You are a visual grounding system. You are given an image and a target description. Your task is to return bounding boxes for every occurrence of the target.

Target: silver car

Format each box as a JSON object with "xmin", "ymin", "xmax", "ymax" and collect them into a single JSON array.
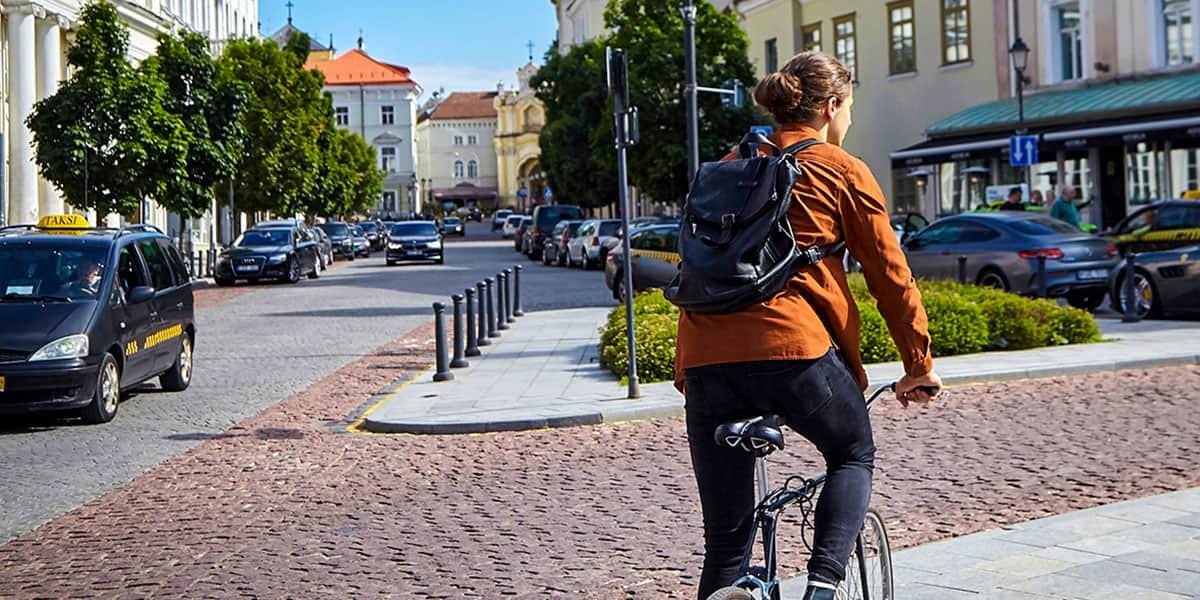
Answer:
[
  {"xmin": 568, "ymin": 219, "xmax": 622, "ymax": 270},
  {"xmin": 1109, "ymin": 244, "xmax": 1200, "ymax": 318},
  {"xmin": 902, "ymin": 213, "xmax": 1119, "ymax": 310}
]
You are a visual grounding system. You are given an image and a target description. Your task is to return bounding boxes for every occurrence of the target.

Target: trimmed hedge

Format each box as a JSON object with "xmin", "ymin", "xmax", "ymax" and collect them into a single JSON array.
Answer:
[{"xmin": 599, "ymin": 275, "xmax": 1102, "ymax": 383}]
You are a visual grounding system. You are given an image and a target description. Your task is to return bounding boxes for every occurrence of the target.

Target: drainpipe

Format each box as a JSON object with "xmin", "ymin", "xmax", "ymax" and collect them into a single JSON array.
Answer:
[{"xmin": 359, "ymin": 84, "xmax": 366, "ymax": 140}]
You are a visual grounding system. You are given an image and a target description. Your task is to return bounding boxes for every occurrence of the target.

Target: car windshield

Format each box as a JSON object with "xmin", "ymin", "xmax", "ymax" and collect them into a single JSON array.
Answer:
[
  {"xmin": 598, "ymin": 222, "xmax": 621, "ymax": 236},
  {"xmin": 0, "ymin": 246, "xmax": 109, "ymax": 301},
  {"xmin": 353, "ymin": 226, "xmax": 365, "ymax": 236},
  {"xmin": 506, "ymin": 216, "xmax": 522, "ymax": 226},
  {"xmin": 391, "ymin": 223, "xmax": 439, "ymax": 237},
  {"xmin": 318, "ymin": 223, "xmax": 349, "ymax": 237},
  {"xmin": 236, "ymin": 229, "xmax": 290, "ymax": 247},
  {"xmin": 444, "ymin": 218, "xmax": 461, "ymax": 225},
  {"xmin": 537, "ymin": 206, "xmax": 582, "ymax": 229},
  {"xmin": 1006, "ymin": 217, "xmax": 1081, "ymax": 236},
  {"xmin": 360, "ymin": 222, "xmax": 378, "ymax": 233}
]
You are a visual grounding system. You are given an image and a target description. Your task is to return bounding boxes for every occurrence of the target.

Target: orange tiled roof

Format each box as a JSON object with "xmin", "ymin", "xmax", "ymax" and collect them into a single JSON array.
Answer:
[
  {"xmin": 305, "ymin": 49, "xmax": 418, "ymax": 87},
  {"xmin": 428, "ymin": 92, "xmax": 499, "ymax": 120}
]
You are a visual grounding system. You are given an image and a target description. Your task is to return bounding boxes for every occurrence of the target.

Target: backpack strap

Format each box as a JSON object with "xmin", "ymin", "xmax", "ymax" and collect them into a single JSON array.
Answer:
[
  {"xmin": 780, "ymin": 138, "xmax": 822, "ymax": 157},
  {"xmin": 737, "ymin": 131, "xmax": 781, "ymax": 159}
]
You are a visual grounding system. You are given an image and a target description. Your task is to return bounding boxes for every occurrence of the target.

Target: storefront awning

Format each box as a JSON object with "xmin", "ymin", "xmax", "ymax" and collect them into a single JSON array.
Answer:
[{"xmin": 433, "ymin": 184, "xmax": 499, "ymax": 202}]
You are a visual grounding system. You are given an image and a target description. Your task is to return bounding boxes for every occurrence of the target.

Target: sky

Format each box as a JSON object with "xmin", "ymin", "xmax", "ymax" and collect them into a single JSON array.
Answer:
[{"xmin": 259, "ymin": 0, "xmax": 559, "ymax": 101}]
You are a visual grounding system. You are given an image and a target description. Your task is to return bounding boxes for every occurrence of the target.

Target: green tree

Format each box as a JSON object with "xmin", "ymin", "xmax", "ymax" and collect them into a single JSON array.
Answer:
[
  {"xmin": 144, "ymin": 30, "xmax": 246, "ymax": 222},
  {"xmin": 221, "ymin": 37, "xmax": 327, "ymax": 216},
  {"xmin": 310, "ymin": 118, "xmax": 383, "ymax": 218},
  {"xmin": 27, "ymin": 1, "xmax": 189, "ymax": 220},
  {"xmin": 533, "ymin": 40, "xmax": 618, "ymax": 212},
  {"xmin": 604, "ymin": 0, "xmax": 760, "ymax": 205}
]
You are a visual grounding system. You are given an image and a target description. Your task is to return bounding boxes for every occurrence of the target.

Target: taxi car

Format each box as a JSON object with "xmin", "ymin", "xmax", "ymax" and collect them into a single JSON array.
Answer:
[
  {"xmin": 1107, "ymin": 200, "xmax": 1200, "ymax": 255},
  {"xmin": 0, "ymin": 215, "xmax": 195, "ymax": 424}
]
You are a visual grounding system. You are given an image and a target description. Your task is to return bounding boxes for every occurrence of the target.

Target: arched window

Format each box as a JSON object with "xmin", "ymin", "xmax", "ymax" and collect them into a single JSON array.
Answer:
[
  {"xmin": 467, "ymin": 160, "xmax": 478, "ymax": 179},
  {"xmin": 454, "ymin": 160, "xmax": 464, "ymax": 178}
]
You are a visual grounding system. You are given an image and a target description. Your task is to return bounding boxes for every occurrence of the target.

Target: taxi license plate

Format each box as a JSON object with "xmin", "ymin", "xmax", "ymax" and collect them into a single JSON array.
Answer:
[
  {"xmin": 0, "ymin": 375, "xmax": 5, "ymax": 392},
  {"xmin": 1076, "ymin": 269, "xmax": 1108, "ymax": 280}
]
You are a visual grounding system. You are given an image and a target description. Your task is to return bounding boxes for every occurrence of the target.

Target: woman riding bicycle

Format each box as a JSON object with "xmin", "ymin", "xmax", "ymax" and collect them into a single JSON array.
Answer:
[{"xmin": 676, "ymin": 51, "xmax": 942, "ymax": 600}]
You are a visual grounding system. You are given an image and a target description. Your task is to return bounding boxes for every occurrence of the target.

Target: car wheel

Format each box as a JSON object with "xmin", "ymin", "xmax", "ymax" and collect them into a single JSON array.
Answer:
[
  {"xmin": 159, "ymin": 334, "xmax": 193, "ymax": 392},
  {"xmin": 215, "ymin": 276, "xmax": 235, "ymax": 287},
  {"xmin": 286, "ymin": 259, "xmax": 301, "ymax": 284},
  {"xmin": 615, "ymin": 272, "xmax": 629, "ymax": 303},
  {"xmin": 976, "ymin": 268, "xmax": 1009, "ymax": 291},
  {"xmin": 307, "ymin": 259, "xmax": 320, "ymax": 279},
  {"xmin": 81, "ymin": 353, "xmax": 120, "ymax": 424},
  {"xmin": 1116, "ymin": 269, "xmax": 1162, "ymax": 319},
  {"xmin": 582, "ymin": 250, "xmax": 593, "ymax": 271},
  {"xmin": 542, "ymin": 249, "xmax": 552, "ymax": 265},
  {"xmin": 1066, "ymin": 290, "xmax": 1105, "ymax": 311},
  {"xmin": 386, "ymin": 260, "xmax": 395, "ymax": 266}
]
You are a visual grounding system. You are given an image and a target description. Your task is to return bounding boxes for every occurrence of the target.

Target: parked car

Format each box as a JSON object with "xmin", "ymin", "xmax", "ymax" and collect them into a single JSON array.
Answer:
[
  {"xmin": 1109, "ymin": 244, "xmax": 1200, "ymax": 319},
  {"xmin": 351, "ymin": 225, "xmax": 371, "ymax": 258},
  {"xmin": 442, "ymin": 217, "xmax": 466, "ymax": 237},
  {"xmin": 542, "ymin": 220, "xmax": 583, "ymax": 266},
  {"xmin": 902, "ymin": 212, "xmax": 1118, "ymax": 310},
  {"xmin": 215, "ymin": 225, "xmax": 321, "ymax": 286},
  {"xmin": 513, "ymin": 216, "xmax": 533, "ymax": 251},
  {"xmin": 0, "ymin": 215, "xmax": 196, "ymax": 423},
  {"xmin": 604, "ymin": 224, "xmax": 680, "ymax": 301},
  {"xmin": 386, "ymin": 221, "xmax": 444, "ymax": 265},
  {"xmin": 359, "ymin": 221, "xmax": 384, "ymax": 251},
  {"xmin": 316, "ymin": 221, "xmax": 355, "ymax": 261},
  {"xmin": 525, "ymin": 205, "xmax": 584, "ymax": 260},
  {"xmin": 891, "ymin": 213, "xmax": 929, "ymax": 243},
  {"xmin": 493, "ymin": 209, "xmax": 513, "ymax": 231},
  {"xmin": 463, "ymin": 207, "xmax": 483, "ymax": 223},
  {"xmin": 503, "ymin": 215, "xmax": 525, "ymax": 239},
  {"xmin": 1106, "ymin": 200, "xmax": 1200, "ymax": 255},
  {"xmin": 309, "ymin": 226, "xmax": 334, "ymax": 270},
  {"xmin": 569, "ymin": 219, "xmax": 623, "ymax": 270}
]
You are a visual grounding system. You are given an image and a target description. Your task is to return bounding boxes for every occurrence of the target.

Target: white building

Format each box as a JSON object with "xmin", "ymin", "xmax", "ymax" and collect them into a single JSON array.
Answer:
[
  {"xmin": 552, "ymin": 0, "xmax": 734, "ymax": 51},
  {"xmin": 416, "ymin": 91, "xmax": 499, "ymax": 213},
  {"xmin": 304, "ymin": 42, "xmax": 422, "ymax": 219},
  {"xmin": 1, "ymin": 0, "xmax": 257, "ymax": 228}
]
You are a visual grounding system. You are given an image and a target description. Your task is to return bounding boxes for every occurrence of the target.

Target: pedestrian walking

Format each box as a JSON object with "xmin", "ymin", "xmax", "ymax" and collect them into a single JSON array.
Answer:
[
  {"xmin": 673, "ymin": 51, "xmax": 942, "ymax": 600},
  {"xmin": 999, "ymin": 186, "xmax": 1026, "ymax": 211},
  {"xmin": 1051, "ymin": 185, "xmax": 1083, "ymax": 229},
  {"xmin": 1030, "ymin": 189, "xmax": 1045, "ymax": 207}
]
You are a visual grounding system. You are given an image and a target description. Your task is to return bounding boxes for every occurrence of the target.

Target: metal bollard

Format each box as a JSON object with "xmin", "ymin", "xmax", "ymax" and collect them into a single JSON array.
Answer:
[
  {"xmin": 432, "ymin": 302, "xmax": 454, "ymax": 382},
  {"xmin": 464, "ymin": 288, "xmax": 481, "ymax": 357},
  {"xmin": 1121, "ymin": 254, "xmax": 1141, "ymax": 323},
  {"xmin": 513, "ymin": 265, "xmax": 525, "ymax": 316},
  {"xmin": 1036, "ymin": 255, "xmax": 1048, "ymax": 298},
  {"xmin": 450, "ymin": 294, "xmax": 469, "ymax": 368},
  {"xmin": 497, "ymin": 273, "xmax": 511, "ymax": 330},
  {"xmin": 503, "ymin": 268, "xmax": 515, "ymax": 324},
  {"xmin": 207, "ymin": 249, "xmax": 216, "ymax": 277},
  {"xmin": 485, "ymin": 279, "xmax": 500, "ymax": 338},
  {"xmin": 957, "ymin": 256, "xmax": 968, "ymax": 285},
  {"xmin": 476, "ymin": 281, "xmax": 492, "ymax": 346}
]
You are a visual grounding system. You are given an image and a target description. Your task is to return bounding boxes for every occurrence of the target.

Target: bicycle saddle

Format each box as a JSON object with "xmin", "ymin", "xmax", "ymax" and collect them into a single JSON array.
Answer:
[{"xmin": 714, "ymin": 415, "xmax": 785, "ymax": 457}]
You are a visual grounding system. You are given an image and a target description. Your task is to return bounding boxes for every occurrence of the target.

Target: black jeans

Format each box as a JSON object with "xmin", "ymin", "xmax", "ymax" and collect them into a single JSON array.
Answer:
[{"xmin": 683, "ymin": 349, "xmax": 875, "ymax": 598}]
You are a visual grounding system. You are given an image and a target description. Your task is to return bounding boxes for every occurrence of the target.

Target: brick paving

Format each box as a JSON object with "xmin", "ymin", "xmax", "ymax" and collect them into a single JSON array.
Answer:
[{"xmin": 0, "ymin": 320, "xmax": 1196, "ymax": 598}]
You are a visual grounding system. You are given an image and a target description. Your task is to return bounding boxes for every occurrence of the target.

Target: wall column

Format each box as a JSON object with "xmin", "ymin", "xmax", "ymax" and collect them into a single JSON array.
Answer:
[
  {"xmin": 36, "ymin": 13, "xmax": 65, "ymax": 216},
  {"xmin": 6, "ymin": 4, "xmax": 41, "ymax": 225}
]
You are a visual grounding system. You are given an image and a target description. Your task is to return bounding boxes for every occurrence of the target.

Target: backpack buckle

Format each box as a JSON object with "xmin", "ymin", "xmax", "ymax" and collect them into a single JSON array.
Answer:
[
  {"xmin": 721, "ymin": 214, "xmax": 736, "ymax": 228},
  {"xmin": 803, "ymin": 246, "xmax": 824, "ymax": 265}
]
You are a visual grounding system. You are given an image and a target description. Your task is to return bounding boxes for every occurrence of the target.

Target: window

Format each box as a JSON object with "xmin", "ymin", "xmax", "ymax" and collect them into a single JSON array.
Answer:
[
  {"xmin": 833, "ymin": 14, "xmax": 857, "ymax": 80},
  {"xmin": 1156, "ymin": 204, "xmax": 1200, "ymax": 230},
  {"xmin": 116, "ymin": 246, "xmax": 147, "ymax": 298},
  {"xmin": 914, "ymin": 222, "xmax": 963, "ymax": 246},
  {"xmin": 381, "ymin": 105, "xmax": 395, "ymax": 125},
  {"xmin": 467, "ymin": 160, "xmax": 478, "ymax": 179},
  {"xmin": 892, "ymin": 172, "xmax": 920, "ymax": 214},
  {"xmin": 382, "ymin": 191, "xmax": 397, "ymax": 211},
  {"xmin": 1053, "ymin": 2, "xmax": 1084, "ymax": 81},
  {"xmin": 137, "ymin": 239, "xmax": 174, "ymax": 291},
  {"xmin": 1163, "ymin": 0, "xmax": 1194, "ymax": 66},
  {"xmin": 467, "ymin": 134, "xmax": 478, "ymax": 145},
  {"xmin": 1186, "ymin": 150, "xmax": 1199, "ymax": 189},
  {"xmin": 454, "ymin": 160, "xmax": 465, "ymax": 178},
  {"xmin": 941, "ymin": 0, "xmax": 971, "ymax": 64},
  {"xmin": 889, "ymin": 1, "xmax": 916, "ymax": 74},
  {"xmin": 381, "ymin": 147, "xmax": 396, "ymax": 173},
  {"xmin": 158, "ymin": 239, "xmax": 189, "ymax": 284},
  {"xmin": 453, "ymin": 135, "xmax": 464, "ymax": 145},
  {"xmin": 764, "ymin": 38, "xmax": 779, "ymax": 73},
  {"xmin": 958, "ymin": 223, "xmax": 1000, "ymax": 243},
  {"xmin": 334, "ymin": 106, "xmax": 349, "ymax": 127},
  {"xmin": 801, "ymin": 23, "xmax": 822, "ymax": 52}
]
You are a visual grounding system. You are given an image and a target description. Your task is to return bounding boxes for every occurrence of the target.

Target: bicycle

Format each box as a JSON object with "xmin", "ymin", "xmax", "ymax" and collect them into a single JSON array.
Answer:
[{"xmin": 706, "ymin": 383, "xmax": 907, "ymax": 600}]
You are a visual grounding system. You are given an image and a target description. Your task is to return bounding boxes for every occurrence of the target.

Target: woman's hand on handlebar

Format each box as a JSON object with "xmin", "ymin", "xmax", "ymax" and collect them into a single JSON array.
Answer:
[{"xmin": 896, "ymin": 371, "xmax": 943, "ymax": 408}]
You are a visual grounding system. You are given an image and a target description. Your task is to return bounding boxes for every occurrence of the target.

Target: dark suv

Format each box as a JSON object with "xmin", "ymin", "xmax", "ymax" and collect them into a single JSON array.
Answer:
[
  {"xmin": 525, "ymin": 205, "xmax": 583, "ymax": 261},
  {"xmin": 0, "ymin": 215, "xmax": 196, "ymax": 423},
  {"xmin": 214, "ymin": 225, "xmax": 321, "ymax": 286},
  {"xmin": 316, "ymin": 221, "xmax": 356, "ymax": 261}
]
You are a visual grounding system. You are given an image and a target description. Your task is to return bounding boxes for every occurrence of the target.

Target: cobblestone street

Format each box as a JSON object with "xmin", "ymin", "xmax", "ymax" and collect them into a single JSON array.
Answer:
[{"xmin": 0, "ymin": 305, "xmax": 1195, "ymax": 599}]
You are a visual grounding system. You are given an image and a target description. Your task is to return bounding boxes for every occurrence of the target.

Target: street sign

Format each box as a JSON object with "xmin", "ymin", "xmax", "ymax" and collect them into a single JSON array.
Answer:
[
  {"xmin": 1009, "ymin": 135, "xmax": 1039, "ymax": 167},
  {"xmin": 750, "ymin": 125, "xmax": 774, "ymax": 137}
]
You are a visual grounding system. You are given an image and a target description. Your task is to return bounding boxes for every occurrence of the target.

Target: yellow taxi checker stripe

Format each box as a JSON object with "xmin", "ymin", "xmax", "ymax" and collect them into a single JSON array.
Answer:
[
  {"xmin": 1116, "ymin": 228, "xmax": 1200, "ymax": 243},
  {"xmin": 632, "ymin": 249, "xmax": 682, "ymax": 265},
  {"xmin": 144, "ymin": 324, "xmax": 183, "ymax": 350}
]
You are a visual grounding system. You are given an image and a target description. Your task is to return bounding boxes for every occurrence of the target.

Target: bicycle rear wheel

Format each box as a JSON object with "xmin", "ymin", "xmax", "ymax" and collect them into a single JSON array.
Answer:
[{"xmin": 838, "ymin": 509, "xmax": 893, "ymax": 600}]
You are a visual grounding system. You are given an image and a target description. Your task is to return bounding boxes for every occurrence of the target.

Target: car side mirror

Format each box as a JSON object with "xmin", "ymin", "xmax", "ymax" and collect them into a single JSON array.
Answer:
[
  {"xmin": 128, "ymin": 286, "xmax": 156, "ymax": 304},
  {"xmin": 905, "ymin": 237, "xmax": 923, "ymax": 250}
]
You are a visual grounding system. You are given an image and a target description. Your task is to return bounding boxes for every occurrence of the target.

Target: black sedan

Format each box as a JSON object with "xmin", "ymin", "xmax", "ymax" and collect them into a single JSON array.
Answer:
[
  {"xmin": 215, "ymin": 226, "xmax": 320, "ymax": 286},
  {"xmin": 442, "ymin": 217, "xmax": 466, "ymax": 237},
  {"xmin": 1110, "ymin": 244, "xmax": 1200, "ymax": 318},
  {"xmin": 386, "ymin": 221, "xmax": 444, "ymax": 266},
  {"xmin": 316, "ymin": 221, "xmax": 356, "ymax": 261},
  {"xmin": 902, "ymin": 213, "xmax": 1118, "ymax": 310},
  {"xmin": 359, "ymin": 221, "xmax": 385, "ymax": 251}
]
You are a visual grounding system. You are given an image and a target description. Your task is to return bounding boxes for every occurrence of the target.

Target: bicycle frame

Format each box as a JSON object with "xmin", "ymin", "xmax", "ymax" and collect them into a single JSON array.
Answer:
[{"xmin": 727, "ymin": 383, "xmax": 895, "ymax": 599}]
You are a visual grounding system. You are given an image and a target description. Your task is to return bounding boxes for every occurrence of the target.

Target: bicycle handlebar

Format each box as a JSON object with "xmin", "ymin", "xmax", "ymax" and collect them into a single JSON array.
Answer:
[{"xmin": 866, "ymin": 382, "xmax": 942, "ymax": 409}]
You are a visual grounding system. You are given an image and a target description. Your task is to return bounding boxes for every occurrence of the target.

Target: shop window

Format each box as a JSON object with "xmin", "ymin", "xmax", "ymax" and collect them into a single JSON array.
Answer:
[
  {"xmin": 834, "ymin": 14, "xmax": 857, "ymax": 80},
  {"xmin": 764, "ymin": 38, "xmax": 779, "ymax": 73},
  {"xmin": 889, "ymin": 2, "xmax": 916, "ymax": 74},
  {"xmin": 941, "ymin": 0, "xmax": 971, "ymax": 65},
  {"xmin": 1127, "ymin": 144, "xmax": 1162, "ymax": 206},
  {"xmin": 1163, "ymin": 0, "xmax": 1194, "ymax": 66},
  {"xmin": 1051, "ymin": 2, "xmax": 1084, "ymax": 81},
  {"xmin": 802, "ymin": 23, "xmax": 822, "ymax": 52},
  {"xmin": 891, "ymin": 172, "xmax": 920, "ymax": 214},
  {"xmin": 1186, "ymin": 150, "xmax": 1199, "ymax": 190}
]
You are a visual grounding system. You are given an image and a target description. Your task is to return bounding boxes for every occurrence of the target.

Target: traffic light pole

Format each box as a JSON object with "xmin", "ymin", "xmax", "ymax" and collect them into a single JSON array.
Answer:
[
  {"xmin": 682, "ymin": 0, "xmax": 699, "ymax": 187},
  {"xmin": 608, "ymin": 48, "xmax": 641, "ymax": 400}
]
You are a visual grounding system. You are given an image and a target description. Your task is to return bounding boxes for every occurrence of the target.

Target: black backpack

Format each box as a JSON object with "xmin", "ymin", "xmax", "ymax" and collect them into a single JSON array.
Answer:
[{"xmin": 664, "ymin": 133, "xmax": 843, "ymax": 313}]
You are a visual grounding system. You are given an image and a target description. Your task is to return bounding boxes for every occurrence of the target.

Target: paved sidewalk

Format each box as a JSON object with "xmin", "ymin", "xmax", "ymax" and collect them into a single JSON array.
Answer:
[
  {"xmin": 359, "ymin": 307, "xmax": 1200, "ymax": 434},
  {"xmin": 779, "ymin": 488, "xmax": 1200, "ymax": 599}
]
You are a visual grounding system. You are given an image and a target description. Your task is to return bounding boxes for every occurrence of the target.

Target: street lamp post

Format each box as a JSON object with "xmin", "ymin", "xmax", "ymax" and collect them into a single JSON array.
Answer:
[
  {"xmin": 1009, "ymin": 37, "xmax": 1032, "ymax": 189},
  {"xmin": 682, "ymin": 0, "xmax": 700, "ymax": 186}
]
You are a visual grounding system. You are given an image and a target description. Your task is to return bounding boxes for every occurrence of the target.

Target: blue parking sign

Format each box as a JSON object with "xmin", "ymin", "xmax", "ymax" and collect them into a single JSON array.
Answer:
[
  {"xmin": 750, "ymin": 125, "xmax": 774, "ymax": 137},
  {"xmin": 1009, "ymin": 135, "xmax": 1039, "ymax": 167}
]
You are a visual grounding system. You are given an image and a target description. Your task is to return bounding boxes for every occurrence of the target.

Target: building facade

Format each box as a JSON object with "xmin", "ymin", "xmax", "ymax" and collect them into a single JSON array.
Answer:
[
  {"xmin": 304, "ymin": 44, "xmax": 422, "ymax": 219},
  {"xmin": 416, "ymin": 91, "xmax": 500, "ymax": 213},
  {"xmin": 494, "ymin": 63, "xmax": 547, "ymax": 212},
  {"xmin": 1, "ymin": 0, "xmax": 257, "ymax": 228}
]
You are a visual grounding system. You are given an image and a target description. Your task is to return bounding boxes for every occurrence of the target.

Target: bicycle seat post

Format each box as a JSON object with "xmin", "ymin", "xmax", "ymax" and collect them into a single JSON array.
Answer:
[{"xmin": 755, "ymin": 456, "xmax": 769, "ymax": 503}]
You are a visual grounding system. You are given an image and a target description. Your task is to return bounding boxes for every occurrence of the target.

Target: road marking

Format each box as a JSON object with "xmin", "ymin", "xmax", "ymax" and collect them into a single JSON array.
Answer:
[{"xmin": 345, "ymin": 364, "xmax": 433, "ymax": 435}]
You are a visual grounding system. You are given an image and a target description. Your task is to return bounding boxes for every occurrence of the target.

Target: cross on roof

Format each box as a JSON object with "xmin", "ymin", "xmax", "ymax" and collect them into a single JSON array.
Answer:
[
  {"xmin": 526, "ymin": 40, "xmax": 534, "ymax": 62},
  {"xmin": 285, "ymin": 1, "xmax": 294, "ymax": 24}
]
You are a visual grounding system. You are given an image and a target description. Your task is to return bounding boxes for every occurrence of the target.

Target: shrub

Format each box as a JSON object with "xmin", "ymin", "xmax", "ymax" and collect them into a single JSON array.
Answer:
[
  {"xmin": 1049, "ymin": 304, "xmax": 1103, "ymax": 345},
  {"xmin": 979, "ymin": 293, "xmax": 1053, "ymax": 350},
  {"xmin": 857, "ymin": 300, "xmax": 900, "ymax": 363},
  {"xmin": 921, "ymin": 291, "xmax": 991, "ymax": 356},
  {"xmin": 599, "ymin": 290, "xmax": 679, "ymax": 383}
]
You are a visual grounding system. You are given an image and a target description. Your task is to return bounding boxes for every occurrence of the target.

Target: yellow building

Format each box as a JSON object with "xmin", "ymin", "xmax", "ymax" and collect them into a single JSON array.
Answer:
[
  {"xmin": 732, "ymin": 0, "xmax": 1002, "ymax": 215},
  {"xmin": 493, "ymin": 63, "xmax": 548, "ymax": 212}
]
